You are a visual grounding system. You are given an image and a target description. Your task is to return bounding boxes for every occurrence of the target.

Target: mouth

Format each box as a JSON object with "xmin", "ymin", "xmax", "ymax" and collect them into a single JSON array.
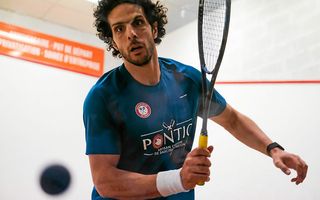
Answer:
[{"xmin": 130, "ymin": 45, "xmax": 143, "ymax": 53}]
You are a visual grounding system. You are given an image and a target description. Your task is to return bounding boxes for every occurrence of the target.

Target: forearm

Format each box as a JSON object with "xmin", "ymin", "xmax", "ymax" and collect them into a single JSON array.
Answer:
[
  {"xmin": 226, "ymin": 112, "xmax": 272, "ymax": 155},
  {"xmin": 94, "ymin": 167, "xmax": 160, "ymax": 199},
  {"xmin": 89, "ymin": 155, "xmax": 160, "ymax": 199},
  {"xmin": 212, "ymin": 104, "xmax": 272, "ymax": 155},
  {"xmin": 212, "ymin": 104, "xmax": 308, "ymax": 185}
]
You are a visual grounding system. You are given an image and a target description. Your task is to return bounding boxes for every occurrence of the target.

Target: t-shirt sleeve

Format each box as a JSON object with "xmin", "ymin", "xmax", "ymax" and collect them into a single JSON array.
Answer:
[
  {"xmin": 83, "ymin": 87, "xmax": 121, "ymax": 155},
  {"xmin": 198, "ymin": 80, "xmax": 227, "ymax": 118},
  {"xmin": 208, "ymin": 88, "xmax": 227, "ymax": 117},
  {"xmin": 175, "ymin": 62, "xmax": 226, "ymax": 118}
]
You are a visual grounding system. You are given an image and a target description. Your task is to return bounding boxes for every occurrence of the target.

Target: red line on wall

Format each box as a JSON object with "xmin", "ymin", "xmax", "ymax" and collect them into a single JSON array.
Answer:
[{"xmin": 216, "ymin": 80, "xmax": 320, "ymax": 84}]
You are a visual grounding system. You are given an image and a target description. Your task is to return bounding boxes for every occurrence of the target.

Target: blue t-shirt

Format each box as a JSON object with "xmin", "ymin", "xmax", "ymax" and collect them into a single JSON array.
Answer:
[{"xmin": 83, "ymin": 57, "xmax": 226, "ymax": 200}]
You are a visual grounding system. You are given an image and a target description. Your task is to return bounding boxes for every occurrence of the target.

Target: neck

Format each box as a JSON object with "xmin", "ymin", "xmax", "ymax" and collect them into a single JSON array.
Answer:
[{"xmin": 124, "ymin": 53, "xmax": 160, "ymax": 86}]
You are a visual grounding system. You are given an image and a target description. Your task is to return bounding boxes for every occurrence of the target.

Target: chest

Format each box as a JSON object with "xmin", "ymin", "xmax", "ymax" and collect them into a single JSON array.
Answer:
[
  {"xmin": 110, "ymin": 75, "xmax": 199, "ymax": 155},
  {"xmin": 117, "ymin": 76, "xmax": 197, "ymax": 130}
]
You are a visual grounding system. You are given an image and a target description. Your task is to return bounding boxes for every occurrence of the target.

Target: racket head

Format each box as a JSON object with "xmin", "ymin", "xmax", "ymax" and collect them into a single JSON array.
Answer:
[
  {"xmin": 198, "ymin": 0, "xmax": 231, "ymax": 75},
  {"xmin": 197, "ymin": 0, "xmax": 231, "ymax": 136}
]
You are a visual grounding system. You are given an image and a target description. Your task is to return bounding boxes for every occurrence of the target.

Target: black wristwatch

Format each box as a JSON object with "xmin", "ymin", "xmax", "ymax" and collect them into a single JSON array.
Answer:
[{"xmin": 266, "ymin": 142, "xmax": 285, "ymax": 156}]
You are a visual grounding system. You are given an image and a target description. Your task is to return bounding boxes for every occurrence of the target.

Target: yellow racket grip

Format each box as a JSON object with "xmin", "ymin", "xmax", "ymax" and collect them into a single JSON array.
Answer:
[
  {"xmin": 198, "ymin": 134, "xmax": 208, "ymax": 149},
  {"xmin": 197, "ymin": 134, "xmax": 208, "ymax": 186}
]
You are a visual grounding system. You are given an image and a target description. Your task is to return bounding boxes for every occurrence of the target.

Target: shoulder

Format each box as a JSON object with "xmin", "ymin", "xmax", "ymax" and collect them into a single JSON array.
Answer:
[
  {"xmin": 83, "ymin": 65, "xmax": 124, "ymax": 110},
  {"xmin": 159, "ymin": 57, "xmax": 202, "ymax": 85}
]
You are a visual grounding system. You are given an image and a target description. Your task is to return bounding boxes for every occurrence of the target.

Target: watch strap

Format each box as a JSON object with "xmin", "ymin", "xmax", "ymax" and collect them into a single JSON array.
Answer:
[{"xmin": 267, "ymin": 142, "xmax": 284, "ymax": 156}]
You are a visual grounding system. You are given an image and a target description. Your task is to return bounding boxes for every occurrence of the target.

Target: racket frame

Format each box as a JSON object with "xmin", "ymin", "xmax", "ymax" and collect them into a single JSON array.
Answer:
[
  {"xmin": 197, "ymin": 0, "xmax": 231, "ymax": 185},
  {"xmin": 198, "ymin": 0, "xmax": 231, "ymax": 136}
]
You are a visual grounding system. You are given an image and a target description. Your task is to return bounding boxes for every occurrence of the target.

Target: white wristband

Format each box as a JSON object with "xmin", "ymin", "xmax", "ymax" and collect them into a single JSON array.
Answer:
[{"xmin": 156, "ymin": 168, "xmax": 189, "ymax": 197}]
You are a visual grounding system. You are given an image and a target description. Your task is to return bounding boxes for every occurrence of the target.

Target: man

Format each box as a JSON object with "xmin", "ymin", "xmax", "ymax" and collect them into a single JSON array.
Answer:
[{"xmin": 83, "ymin": 0, "xmax": 308, "ymax": 199}]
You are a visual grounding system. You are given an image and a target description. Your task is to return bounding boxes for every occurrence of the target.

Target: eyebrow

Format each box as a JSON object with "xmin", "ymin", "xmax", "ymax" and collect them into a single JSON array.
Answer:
[{"xmin": 111, "ymin": 15, "xmax": 145, "ymax": 28}]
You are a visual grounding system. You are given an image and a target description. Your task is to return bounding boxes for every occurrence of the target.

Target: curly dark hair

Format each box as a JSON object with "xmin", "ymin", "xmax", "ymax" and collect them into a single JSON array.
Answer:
[{"xmin": 93, "ymin": 0, "xmax": 168, "ymax": 57}]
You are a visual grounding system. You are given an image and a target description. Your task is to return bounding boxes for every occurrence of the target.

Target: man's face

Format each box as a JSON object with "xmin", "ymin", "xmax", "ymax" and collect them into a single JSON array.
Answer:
[{"xmin": 107, "ymin": 3, "xmax": 158, "ymax": 66}]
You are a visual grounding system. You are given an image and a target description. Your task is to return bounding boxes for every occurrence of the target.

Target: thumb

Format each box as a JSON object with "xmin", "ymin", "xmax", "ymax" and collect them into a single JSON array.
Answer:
[
  {"xmin": 274, "ymin": 160, "xmax": 291, "ymax": 175},
  {"xmin": 207, "ymin": 145, "xmax": 214, "ymax": 154}
]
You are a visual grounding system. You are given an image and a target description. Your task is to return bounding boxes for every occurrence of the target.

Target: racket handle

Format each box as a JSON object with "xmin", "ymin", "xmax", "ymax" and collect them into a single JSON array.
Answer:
[
  {"xmin": 198, "ymin": 134, "xmax": 208, "ymax": 149},
  {"xmin": 197, "ymin": 134, "xmax": 208, "ymax": 186}
]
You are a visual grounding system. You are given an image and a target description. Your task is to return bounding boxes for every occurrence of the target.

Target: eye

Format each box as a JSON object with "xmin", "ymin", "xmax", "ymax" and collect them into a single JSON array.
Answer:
[
  {"xmin": 114, "ymin": 25, "xmax": 123, "ymax": 33},
  {"xmin": 133, "ymin": 19, "xmax": 144, "ymax": 26}
]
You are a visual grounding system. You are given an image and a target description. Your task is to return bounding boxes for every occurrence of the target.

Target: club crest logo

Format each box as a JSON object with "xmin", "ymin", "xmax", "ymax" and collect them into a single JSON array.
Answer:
[{"xmin": 135, "ymin": 102, "xmax": 151, "ymax": 118}]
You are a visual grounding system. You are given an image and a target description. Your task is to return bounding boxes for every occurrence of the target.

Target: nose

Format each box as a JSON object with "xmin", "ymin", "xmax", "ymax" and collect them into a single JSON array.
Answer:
[{"xmin": 126, "ymin": 25, "xmax": 138, "ymax": 40}]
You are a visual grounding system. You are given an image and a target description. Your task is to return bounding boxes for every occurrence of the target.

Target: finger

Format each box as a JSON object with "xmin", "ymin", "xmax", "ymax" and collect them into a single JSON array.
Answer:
[
  {"xmin": 291, "ymin": 177, "xmax": 297, "ymax": 182},
  {"xmin": 295, "ymin": 161, "xmax": 308, "ymax": 184},
  {"xmin": 301, "ymin": 163, "xmax": 308, "ymax": 181},
  {"xmin": 189, "ymin": 147, "xmax": 212, "ymax": 157},
  {"xmin": 274, "ymin": 159, "xmax": 291, "ymax": 175},
  {"xmin": 195, "ymin": 172, "xmax": 211, "ymax": 183},
  {"xmin": 195, "ymin": 156, "xmax": 212, "ymax": 167},
  {"xmin": 295, "ymin": 167, "xmax": 304, "ymax": 184},
  {"xmin": 207, "ymin": 145, "xmax": 214, "ymax": 154},
  {"xmin": 188, "ymin": 165, "xmax": 211, "ymax": 175},
  {"xmin": 291, "ymin": 177, "xmax": 302, "ymax": 186},
  {"xmin": 183, "ymin": 168, "xmax": 211, "ymax": 183},
  {"xmin": 299, "ymin": 161, "xmax": 308, "ymax": 182},
  {"xmin": 184, "ymin": 155, "xmax": 211, "ymax": 168},
  {"xmin": 194, "ymin": 173, "xmax": 211, "ymax": 183}
]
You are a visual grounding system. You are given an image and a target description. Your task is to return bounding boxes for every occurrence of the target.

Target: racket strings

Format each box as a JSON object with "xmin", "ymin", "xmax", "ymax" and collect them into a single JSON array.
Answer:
[{"xmin": 202, "ymin": 0, "xmax": 226, "ymax": 73}]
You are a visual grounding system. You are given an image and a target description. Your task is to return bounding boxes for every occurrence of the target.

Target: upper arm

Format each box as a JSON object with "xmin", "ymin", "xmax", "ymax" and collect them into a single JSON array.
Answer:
[
  {"xmin": 83, "ymin": 88, "xmax": 121, "ymax": 155},
  {"xmin": 210, "ymin": 103, "xmax": 238, "ymax": 131}
]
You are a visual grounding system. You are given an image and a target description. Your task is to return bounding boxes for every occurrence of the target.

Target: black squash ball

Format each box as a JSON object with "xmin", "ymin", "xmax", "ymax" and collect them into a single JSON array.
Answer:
[{"xmin": 39, "ymin": 164, "xmax": 71, "ymax": 195}]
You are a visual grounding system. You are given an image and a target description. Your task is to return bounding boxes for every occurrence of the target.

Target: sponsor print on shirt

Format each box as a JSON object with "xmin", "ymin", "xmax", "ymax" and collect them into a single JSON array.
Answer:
[{"xmin": 141, "ymin": 118, "xmax": 193, "ymax": 156}]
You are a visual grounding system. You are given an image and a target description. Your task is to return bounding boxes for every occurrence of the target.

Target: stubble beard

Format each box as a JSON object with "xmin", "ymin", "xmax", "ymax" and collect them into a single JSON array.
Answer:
[{"xmin": 121, "ymin": 41, "xmax": 155, "ymax": 67}]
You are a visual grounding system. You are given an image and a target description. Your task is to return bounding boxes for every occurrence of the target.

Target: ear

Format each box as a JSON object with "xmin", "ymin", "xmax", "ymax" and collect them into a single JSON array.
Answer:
[
  {"xmin": 152, "ymin": 22, "xmax": 158, "ymax": 39},
  {"xmin": 112, "ymin": 39, "xmax": 119, "ymax": 51}
]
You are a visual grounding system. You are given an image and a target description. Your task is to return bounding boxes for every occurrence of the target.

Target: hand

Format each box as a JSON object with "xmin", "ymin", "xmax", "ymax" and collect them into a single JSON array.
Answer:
[
  {"xmin": 180, "ymin": 146, "xmax": 213, "ymax": 190},
  {"xmin": 270, "ymin": 148, "xmax": 308, "ymax": 185}
]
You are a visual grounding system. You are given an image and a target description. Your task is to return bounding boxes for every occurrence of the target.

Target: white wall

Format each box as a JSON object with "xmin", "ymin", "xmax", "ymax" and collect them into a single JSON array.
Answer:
[
  {"xmin": 158, "ymin": 0, "xmax": 320, "ymax": 199},
  {"xmin": 0, "ymin": 0, "xmax": 320, "ymax": 199},
  {"xmin": 0, "ymin": 9, "xmax": 120, "ymax": 200}
]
